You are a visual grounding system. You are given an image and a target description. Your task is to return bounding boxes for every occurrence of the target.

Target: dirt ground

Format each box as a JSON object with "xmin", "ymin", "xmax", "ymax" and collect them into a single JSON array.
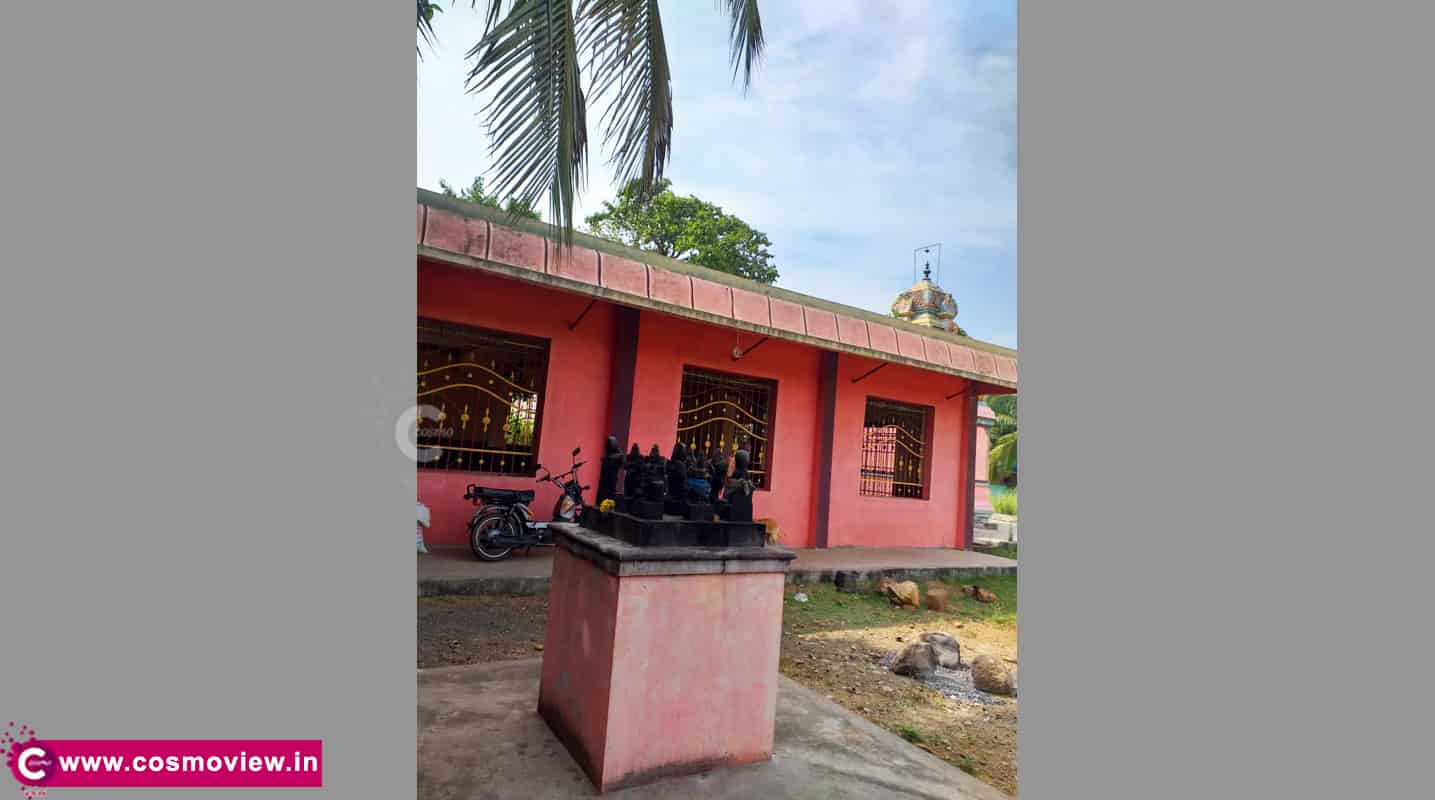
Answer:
[
  {"xmin": 780, "ymin": 581, "xmax": 1017, "ymax": 796},
  {"xmin": 418, "ymin": 576, "xmax": 1017, "ymax": 797},
  {"xmin": 417, "ymin": 594, "xmax": 549, "ymax": 667}
]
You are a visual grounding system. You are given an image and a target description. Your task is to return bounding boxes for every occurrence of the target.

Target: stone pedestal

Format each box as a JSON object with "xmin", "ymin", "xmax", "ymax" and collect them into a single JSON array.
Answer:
[{"xmin": 538, "ymin": 523, "xmax": 795, "ymax": 793}]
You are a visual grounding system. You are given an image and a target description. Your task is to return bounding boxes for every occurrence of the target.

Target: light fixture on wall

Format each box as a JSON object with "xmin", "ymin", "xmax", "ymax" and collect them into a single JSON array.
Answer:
[{"xmin": 731, "ymin": 333, "xmax": 770, "ymax": 361}]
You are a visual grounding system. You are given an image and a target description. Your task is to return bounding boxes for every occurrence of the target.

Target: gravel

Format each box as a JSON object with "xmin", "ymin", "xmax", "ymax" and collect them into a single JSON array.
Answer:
[{"xmin": 879, "ymin": 651, "xmax": 1004, "ymax": 706}]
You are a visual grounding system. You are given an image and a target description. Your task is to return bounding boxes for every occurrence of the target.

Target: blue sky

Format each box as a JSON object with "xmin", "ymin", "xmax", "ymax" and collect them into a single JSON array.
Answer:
[{"xmin": 417, "ymin": 1, "xmax": 1016, "ymax": 348}]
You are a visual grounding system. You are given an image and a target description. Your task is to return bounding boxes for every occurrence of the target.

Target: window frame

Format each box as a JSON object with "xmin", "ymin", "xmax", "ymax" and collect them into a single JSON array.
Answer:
[
  {"xmin": 675, "ymin": 364, "xmax": 779, "ymax": 491},
  {"xmin": 416, "ymin": 317, "xmax": 550, "ymax": 476},
  {"xmin": 859, "ymin": 396, "xmax": 935, "ymax": 500}
]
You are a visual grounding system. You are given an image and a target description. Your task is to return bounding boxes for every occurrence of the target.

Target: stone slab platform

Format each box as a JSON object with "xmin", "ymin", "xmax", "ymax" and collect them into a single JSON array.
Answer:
[
  {"xmin": 418, "ymin": 658, "xmax": 1010, "ymax": 799},
  {"xmin": 419, "ymin": 544, "xmax": 1015, "ymax": 597}
]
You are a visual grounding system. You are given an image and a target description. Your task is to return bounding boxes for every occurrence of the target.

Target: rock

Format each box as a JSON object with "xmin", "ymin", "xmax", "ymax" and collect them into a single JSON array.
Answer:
[
  {"xmin": 892, "ymin": 643, "xmax": 937, "ymax": 678},
  {"xmin": 925, "ymin": 585, "xmax": 949, "ymax": 611},
  {"xmin": 971, "ymin": 655, "xmax": 1016, "ymax": 696},
  {"xmin": 794, "ymin": 592, "xmax": 809, "ymax": 603},
  {"xmin": 834, "ymin": 571, "xmax": 862, "ymax": 593},
  {"xmin": 920, "ymin": 632, "xmax": 962, "ymax": 668},
  {"xmin": 883, "ymin": 580, "xmax": 921, "ymax": 609},
  {"xmin": 974, "ymin": 588, "xmax": 998, "ymax": 604}
]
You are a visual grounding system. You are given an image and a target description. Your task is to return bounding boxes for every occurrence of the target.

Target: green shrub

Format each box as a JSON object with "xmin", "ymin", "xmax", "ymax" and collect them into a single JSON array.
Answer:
[{"xmin": 992, "ymin": 492, "xmax": 1017, "ymax": 516}]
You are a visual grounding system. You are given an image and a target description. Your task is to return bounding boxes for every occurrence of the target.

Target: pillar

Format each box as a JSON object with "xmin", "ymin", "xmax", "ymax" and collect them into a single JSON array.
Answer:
[
  {"xmin": 811, "ymin": 350, "xmax": 839, "ymax": 549},
  {"xmin": 974, "ymin": 402, "xmax": 996, "ymax": 524},
  {"xmin": 606, "ymin": 306, "xmax": 640, "ymax": 446}
]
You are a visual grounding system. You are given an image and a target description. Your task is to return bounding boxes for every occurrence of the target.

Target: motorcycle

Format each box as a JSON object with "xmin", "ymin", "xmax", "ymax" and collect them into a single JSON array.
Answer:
[{"xmin": 464, "ymin": 447, "xmax": 588, "ymax": 561}]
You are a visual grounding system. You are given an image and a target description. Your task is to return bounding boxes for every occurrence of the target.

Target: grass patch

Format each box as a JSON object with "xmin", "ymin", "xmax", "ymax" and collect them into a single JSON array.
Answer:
[
  {"xmin": 897, "ymin": 725, "xmax": 924, "ymax": 743},
  {"xmin": 956, "ymin": 753, "xmax": 978, "ymax": 775},
  {"xmin": 784, "ymin": 575, "xmax": 1017, "ymax": 631},
  {"xmin": 980, "ymin": 542, "xmax": 1017, "ymax": 561},
  {"xmin": 991, "ymin": 492, "xmax": 1017, "ymax": 516}
]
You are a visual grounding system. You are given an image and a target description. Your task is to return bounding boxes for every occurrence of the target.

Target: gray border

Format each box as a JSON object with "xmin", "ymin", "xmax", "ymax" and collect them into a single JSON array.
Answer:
[
  {"xmin": 0, "ymin": 3, "xmax": 414, "ymax": 798},
  {"xmin": 1022, "ymin": 2, "xmax": 1431, "ymax": 798}
]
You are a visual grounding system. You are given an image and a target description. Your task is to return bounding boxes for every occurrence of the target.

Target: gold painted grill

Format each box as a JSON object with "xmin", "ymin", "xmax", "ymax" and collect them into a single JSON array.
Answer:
[
  {"xmin": 676, "ymin": 366, "xmax": 776, "ymax": 490},
  {"xmin": 416, "ymin": 319, "xmax": 548, "ymax": 475},
  {"xmin": 860, "ymin": 398, "xmax": 930, "ymax": 499}
]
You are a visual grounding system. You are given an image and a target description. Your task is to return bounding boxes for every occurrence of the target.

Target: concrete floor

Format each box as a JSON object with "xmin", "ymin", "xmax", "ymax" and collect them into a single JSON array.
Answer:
[
  {"xmin": 419, "ymin": 544, "xmax": 1015, "ymax": 596},
  {"xmin": 418, "ymin": 658, "xmax": 1010, "ymax": 800}
]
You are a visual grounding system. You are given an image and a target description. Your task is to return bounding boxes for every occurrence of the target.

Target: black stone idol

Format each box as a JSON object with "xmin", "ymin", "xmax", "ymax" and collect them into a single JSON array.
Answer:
[
  {"xmin": 664, "ymin": 442, "xmax": 690, "ymax": 515},
  {"xmin": 724, "ymin": 449, "xmax": 755, "ymax": 523},
  {"xmin": 619, "ymin": 443, "xmax": 644, "ymax": 512},
  {"xmin": 630, "ymin": 445, "xmax": 667, "ymax": 520},
  {"xmin": 708, "ymin": 447, "xmax": 729, "ymax": 506},
  {"xmin": 596, "ymin": 436, "xmax": 623, "ymax": 505}
]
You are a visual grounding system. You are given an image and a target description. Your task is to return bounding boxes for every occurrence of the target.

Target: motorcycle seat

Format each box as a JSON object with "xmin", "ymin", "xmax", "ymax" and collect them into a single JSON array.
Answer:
[{"xmin": 475, "ymin": 487, "xmax": 535, "ymax": 505}]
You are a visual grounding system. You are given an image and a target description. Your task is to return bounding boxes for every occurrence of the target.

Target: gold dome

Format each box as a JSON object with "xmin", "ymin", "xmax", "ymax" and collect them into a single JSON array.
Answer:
[{"xmin": 891, "ymin": 266, "xmax": 960, "ymax": 333}]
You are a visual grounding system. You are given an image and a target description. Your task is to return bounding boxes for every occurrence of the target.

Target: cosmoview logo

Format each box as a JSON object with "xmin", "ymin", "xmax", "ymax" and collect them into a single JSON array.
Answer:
[
  {"xmin": 14, "ymin": 745, "xmax": 53, "ymax": 784},
  {"xmin": 4, "ymin": 722, "xmax": 322, "ymax": 794}
]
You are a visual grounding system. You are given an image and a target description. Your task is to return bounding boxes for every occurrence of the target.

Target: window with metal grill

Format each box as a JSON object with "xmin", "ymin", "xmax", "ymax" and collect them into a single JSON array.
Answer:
[
  {"xmin": 676, "ymin": 366, "xmax": 776, "ymax": 490},
  {"xmin": 860, "ymin": 397, "xmax": 932, "ymax": 499},
  {"xmin": 416, "ymin": 318, "xmax": 549, "ymax": 475}
]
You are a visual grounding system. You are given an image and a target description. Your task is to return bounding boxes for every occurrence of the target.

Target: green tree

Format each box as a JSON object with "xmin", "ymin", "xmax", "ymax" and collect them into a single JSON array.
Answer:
[
  {"xmin": 439, "ymin": 176, "xmax": 541, "ymax": 220},
  {"xmin": 417, "ymin": 1, "xmax": 765, "ymax": 242},
  {"xmin": 985, "ymin": 394, "xmax": 1017, "ymax": 486},
  {"xmin": 584, "ymin": 178, "xmax": 778, "ymax": 283}
]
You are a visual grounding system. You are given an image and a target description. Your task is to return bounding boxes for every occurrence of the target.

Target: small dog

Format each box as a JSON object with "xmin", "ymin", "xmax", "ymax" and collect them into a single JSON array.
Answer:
[{"xmin": 756, "ymin": 517, "xmax": 781, "ymax": 545}]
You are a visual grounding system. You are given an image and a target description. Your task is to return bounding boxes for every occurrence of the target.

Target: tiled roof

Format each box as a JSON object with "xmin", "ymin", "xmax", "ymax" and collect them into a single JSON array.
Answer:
[{"xmin": 417, "ymin": 189, "xmax": 1016, "ymax": 391}]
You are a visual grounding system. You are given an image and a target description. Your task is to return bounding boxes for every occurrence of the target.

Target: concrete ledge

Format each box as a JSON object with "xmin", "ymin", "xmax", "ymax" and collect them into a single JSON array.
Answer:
[
  {"xmin": 418, "ymin": 546, "xmax": 1014, "ymax": 598},
  {"xmin": 786, "ymin": 564, "xmax": 1016, "ymax": 585},
  {"xmin": 551, "ymin": 523, "xmax": 795, "ymax": 578},
  {"xmin": 417, "ymin": 575, "xmax": 551, "ymax": 597},
  {"xmin": 417, "ymin": 563, "xmax": 1016, "ymax": 598}
]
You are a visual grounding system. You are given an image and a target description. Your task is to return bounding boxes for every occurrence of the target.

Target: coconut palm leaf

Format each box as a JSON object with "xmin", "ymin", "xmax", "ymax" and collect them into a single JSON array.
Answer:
[
  {"xmin": 721, "ymin": 0, "xmax": 764, "ymax": 88},
  {"xmin": 988, "ymin": 430, "xmax": 1017, "ymax": 486},
  {"xmin": 448, "ymin": 0, "xmax": 764, "ymax": 240},
  {"xmin": 578, "ymin": 0, "xmax": 672, "ymax": 194},
  {"xmin": 417, "ymin": 1, "xmax": 439, "ymax": 57},
  {"xmin": 467, "ymin": 0, "xmax": 589, "ymax": 240}
]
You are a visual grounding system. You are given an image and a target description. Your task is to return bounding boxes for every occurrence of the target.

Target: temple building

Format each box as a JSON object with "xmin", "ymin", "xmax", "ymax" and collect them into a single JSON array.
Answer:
[{"xmin": 415, "ymin": 189, "xmax": 1016, "ymax": 549}]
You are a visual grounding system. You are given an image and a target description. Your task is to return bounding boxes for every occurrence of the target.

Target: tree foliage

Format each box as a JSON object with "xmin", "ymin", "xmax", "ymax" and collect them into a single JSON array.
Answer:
[
  {"xmin": 438, "ymin": 176, "xmax": 542, "ymax": 220},
  {"xmin": 417, "ymin": 1, "xmax": 764, "ymax": 242},
  {"xmin": 584, "ymin": 178, "xmax": 778, "ymax": 283},
  {"xmin": 985, "ymin": 394, "xmax": 1017, "ymax": 486}
]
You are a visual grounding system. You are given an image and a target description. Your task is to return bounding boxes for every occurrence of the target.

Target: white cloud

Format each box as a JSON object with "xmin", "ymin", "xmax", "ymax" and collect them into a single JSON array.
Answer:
[{"xmin": 417, "ymin": 1, "xmax": 1016, "ymax": 345}]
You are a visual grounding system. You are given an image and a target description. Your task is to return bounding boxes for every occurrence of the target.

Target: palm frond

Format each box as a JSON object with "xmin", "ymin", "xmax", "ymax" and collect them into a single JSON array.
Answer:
[
  {"xmin": 988, "ymin": 432, "xmax": 1017, "ymax": 486},
  {"xmin": 578, "ymin": 0, "xmax": 673, "ymax": 195},
  {"xmin": 417, "ymin": 1, "xmax": 439, "ymax": 58},
  {"xmin": 468, "ymin": 0, "xmax": 588, "ymax": 240},
  {"xmin": 478, "ymin": 1, "xmax": 514, "ymax": 37},
  {"xmin": 719, "ymin": 0, "xmax": 764, "ymax": 89}
]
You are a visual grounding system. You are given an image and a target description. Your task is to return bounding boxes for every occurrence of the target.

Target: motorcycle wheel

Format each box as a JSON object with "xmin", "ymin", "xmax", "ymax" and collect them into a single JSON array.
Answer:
[{"xmin": 469, "ymin": 514, "xmax": 516, "ymax": 561}]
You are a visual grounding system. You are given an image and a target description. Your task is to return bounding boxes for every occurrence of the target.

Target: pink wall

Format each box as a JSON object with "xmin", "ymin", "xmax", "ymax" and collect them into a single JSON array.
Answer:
[
  {"xmin": 538, "ymin": 545, "xmax": 785, "ymax": 791},
  {"xmin": 974, "ymin": 410, "xmax": 994, "ymax": 515},
  {"xmin": 824, "ymin": 353, "xmax": 974, "ymax": 548},
  {"xmin": 417, "ymin": 260, "xmax": 617, "ymax": 547},
  {"xmin": 416, "ymin": 261, "xmax": 994, "ymax": 550},
  {"xmin": 624, "ymin": 311, "xmax": 822, "ymax": 547},
  {"xmin": 537, "ymin": 544, "xmax": 619, "ymax": 782},
  {"xmin": 603, "ymin": 569, "xmax": 784, "ymax": 787}
]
